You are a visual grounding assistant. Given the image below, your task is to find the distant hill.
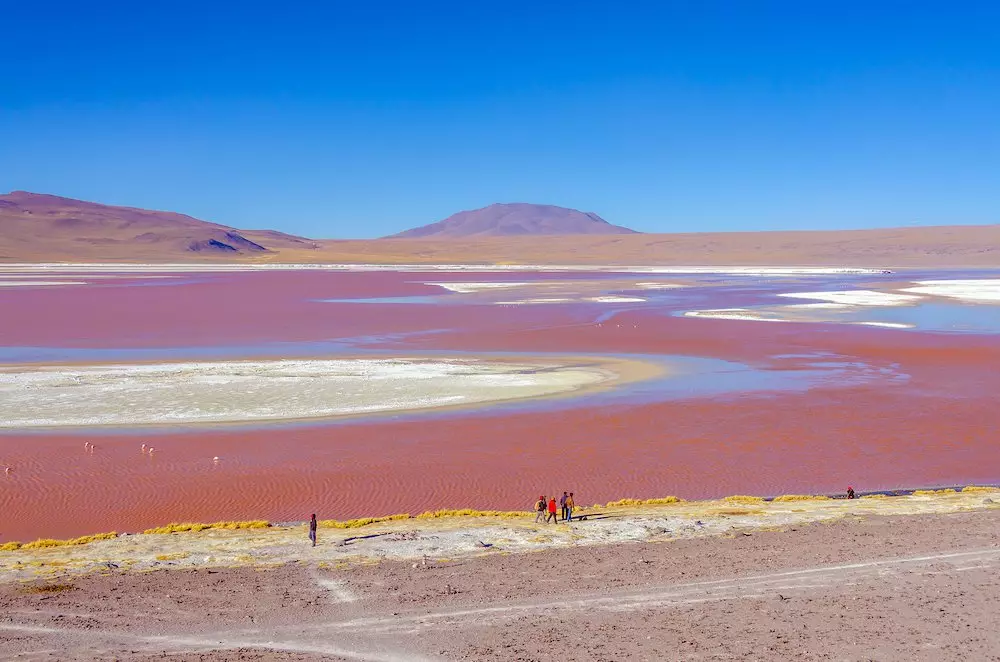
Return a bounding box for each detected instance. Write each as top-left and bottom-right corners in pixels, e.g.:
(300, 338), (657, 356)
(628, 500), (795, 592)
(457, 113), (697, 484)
(0, 191), (317, 260)
(385, 203), (637, 238)
(2, 191), (997, 268)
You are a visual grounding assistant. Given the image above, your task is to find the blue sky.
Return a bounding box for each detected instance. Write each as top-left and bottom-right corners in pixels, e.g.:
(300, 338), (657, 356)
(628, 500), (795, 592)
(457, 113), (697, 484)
(2, 2), (998, 238)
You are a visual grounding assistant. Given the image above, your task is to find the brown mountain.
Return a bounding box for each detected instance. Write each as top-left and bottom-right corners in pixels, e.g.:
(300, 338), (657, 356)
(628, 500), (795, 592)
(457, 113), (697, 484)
(386, 203), (637, 238)
(0, 191), (317, 260)
(1, 191), (997, 268)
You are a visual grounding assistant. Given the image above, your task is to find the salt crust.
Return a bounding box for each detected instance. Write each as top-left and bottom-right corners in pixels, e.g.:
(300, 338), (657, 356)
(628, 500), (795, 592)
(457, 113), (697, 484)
(0, 358), (611, 428)
(902, 279), (1000, 303)
(777, 290), (920, 306)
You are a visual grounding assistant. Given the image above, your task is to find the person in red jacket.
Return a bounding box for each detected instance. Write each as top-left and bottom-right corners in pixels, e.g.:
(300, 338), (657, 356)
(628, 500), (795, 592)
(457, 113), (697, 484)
(546, 496), (558, 524)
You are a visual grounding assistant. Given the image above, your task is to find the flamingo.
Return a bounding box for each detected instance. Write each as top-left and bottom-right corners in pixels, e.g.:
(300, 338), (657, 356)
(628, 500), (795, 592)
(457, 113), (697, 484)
(141, 443), (147, 453)
(3, 466), (11, 476)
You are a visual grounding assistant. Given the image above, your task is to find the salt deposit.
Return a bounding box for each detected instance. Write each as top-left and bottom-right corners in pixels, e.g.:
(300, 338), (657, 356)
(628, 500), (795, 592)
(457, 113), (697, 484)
(902, 279), (1000, 303)
(633, 282), (684, 289)
(853, 321), (915, 329)
(494, 298), (574, 305)
(585, 296), (647, 303)
(0, 280), (88, 287)
(683, 309), (787, 322)
(0, 358), (615, 428)
(778, 290), (920, 306)
(425, 282), (529, 293)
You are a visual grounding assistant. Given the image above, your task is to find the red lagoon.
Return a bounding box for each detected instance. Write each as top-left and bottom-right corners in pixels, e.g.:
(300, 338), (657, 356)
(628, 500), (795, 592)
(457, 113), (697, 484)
(1, 270), (998, 541)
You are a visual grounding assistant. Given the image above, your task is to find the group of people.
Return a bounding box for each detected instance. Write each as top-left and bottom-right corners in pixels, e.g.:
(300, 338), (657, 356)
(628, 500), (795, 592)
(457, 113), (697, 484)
(535, 491), (576, 524)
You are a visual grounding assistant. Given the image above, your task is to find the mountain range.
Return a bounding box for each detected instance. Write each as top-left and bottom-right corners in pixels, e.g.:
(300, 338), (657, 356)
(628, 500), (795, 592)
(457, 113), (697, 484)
(1, 191), (998, 267)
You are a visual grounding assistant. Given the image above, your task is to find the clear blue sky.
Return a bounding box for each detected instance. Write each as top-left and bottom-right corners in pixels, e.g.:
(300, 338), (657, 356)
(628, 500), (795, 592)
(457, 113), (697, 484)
(2, 1), (997, 238)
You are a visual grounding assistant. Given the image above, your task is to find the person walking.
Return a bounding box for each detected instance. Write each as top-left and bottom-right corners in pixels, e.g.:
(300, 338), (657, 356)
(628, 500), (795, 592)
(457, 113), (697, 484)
(308, 514), (318, 546)
(546, 496), (558, 524)
(559, 492), (569, 521)
(534, 495), (547, 523)
(565, 492), (576, 522)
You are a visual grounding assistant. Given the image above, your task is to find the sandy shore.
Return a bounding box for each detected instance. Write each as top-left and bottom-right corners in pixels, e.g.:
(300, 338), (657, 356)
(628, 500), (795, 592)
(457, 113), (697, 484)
(2, 490), (999, 660)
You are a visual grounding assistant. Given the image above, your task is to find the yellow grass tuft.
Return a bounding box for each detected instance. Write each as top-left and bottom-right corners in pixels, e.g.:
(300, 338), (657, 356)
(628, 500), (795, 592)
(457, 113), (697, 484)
(320, 514), (412, 528)
(861, 494), (888, 499)
(143, 523), (211, 534)
(724, 495), (766, 505)
(772, 494), (832, 502)
(605, 498), (642, 507)
(0, 542), (23, 552)
(210, 520), (271, 530)
(961, 486), (999, 493)
(15, 532), (118, 551)
(913, 489), (957, 496)
(604, 496), (683, 508)
(154, 552), (190, 561)
(143, 520), (270, 534)
(642, 496), (684, 505)
(415, 509), (527, 519)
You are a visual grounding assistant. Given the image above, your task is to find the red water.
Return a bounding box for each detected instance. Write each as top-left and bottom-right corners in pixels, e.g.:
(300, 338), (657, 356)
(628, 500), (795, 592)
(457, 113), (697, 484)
(1, 271), (998, 541)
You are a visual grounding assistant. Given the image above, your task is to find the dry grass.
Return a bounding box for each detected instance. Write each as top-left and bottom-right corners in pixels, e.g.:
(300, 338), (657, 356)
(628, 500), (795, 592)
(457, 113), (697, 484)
(318, 510), (528, 529)
(154, 552), (190, 561)
(724, 495), (766, 505)
(861, 494), (888, 499)
(713, 508), (755, 516)
(143, 520), (270, 534)
(2, 532), (119, 552)
(772, 495), (832, 502)
(604, 496), (683, 507)
(961, 486), (999, 493)
(415, 509), (527, 519)
(320, 514), (412, 529)
(913, 489), (958, 496)
(211, 520), (271, 530)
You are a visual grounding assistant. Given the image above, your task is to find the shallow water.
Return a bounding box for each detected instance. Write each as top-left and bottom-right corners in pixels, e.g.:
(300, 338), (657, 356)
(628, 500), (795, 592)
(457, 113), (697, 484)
(0, 266), (997, 541)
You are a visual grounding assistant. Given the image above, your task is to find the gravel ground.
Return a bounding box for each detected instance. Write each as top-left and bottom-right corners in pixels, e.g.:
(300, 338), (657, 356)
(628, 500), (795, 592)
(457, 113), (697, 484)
(3, 509), (1000, 661)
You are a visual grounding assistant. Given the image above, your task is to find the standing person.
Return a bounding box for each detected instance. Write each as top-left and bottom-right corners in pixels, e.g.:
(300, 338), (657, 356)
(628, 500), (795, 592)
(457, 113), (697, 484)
(847, 486), (856, 499)
(559, 492), (569, 521)
(308, 514), (318, 546)
(546, 496), (558, 524)
(534, 495), (547, 523)
(565, 492), (576, 522)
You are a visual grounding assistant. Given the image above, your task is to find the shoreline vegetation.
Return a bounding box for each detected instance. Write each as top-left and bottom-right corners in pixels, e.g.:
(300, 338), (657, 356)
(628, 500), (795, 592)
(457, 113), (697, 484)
(0, 485), (1000, 572)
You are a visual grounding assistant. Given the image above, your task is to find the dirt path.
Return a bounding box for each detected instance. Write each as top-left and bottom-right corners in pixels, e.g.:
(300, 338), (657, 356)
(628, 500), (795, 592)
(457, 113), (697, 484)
(3, 508), (1000, 661)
